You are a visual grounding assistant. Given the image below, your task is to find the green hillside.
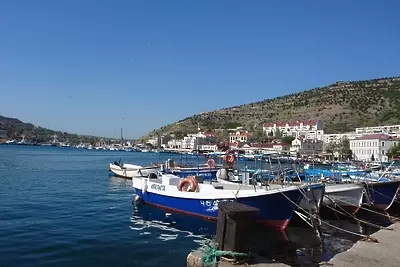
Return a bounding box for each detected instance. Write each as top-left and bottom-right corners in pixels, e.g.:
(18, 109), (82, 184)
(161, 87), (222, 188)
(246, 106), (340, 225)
(0, 115), (98, 144)
(144, 76), (400, 139)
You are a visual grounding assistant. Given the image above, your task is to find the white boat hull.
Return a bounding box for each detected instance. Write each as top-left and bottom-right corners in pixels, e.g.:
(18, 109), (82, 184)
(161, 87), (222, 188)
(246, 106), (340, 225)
(323, 184), (363, 214)
(298, 185), (325, 213)
(109, 163), (159, 178)
(217, 179), (324, 214)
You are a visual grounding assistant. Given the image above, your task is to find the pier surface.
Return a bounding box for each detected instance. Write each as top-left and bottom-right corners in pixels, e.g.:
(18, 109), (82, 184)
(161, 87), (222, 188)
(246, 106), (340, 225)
(187, 250), (289, 267)
(322, 222), (400, 267)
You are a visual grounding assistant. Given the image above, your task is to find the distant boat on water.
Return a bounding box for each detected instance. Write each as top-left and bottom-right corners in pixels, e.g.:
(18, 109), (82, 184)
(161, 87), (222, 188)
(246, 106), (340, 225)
(109, 160), (159, 179)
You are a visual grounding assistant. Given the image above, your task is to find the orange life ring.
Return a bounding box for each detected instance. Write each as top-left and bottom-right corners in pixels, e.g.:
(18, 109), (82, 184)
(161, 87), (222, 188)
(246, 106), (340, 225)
(207, 158), (216, 168)
(224, 150), (236, 164)
(178, 176), (198, 192)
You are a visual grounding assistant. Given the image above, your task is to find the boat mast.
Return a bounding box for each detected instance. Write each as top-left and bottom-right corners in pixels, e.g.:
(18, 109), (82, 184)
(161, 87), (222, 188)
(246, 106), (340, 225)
(120, 128), (124, 145)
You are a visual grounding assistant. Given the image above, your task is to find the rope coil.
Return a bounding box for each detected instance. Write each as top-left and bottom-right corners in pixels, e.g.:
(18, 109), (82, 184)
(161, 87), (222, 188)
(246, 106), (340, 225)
(200, 242), (250, 267)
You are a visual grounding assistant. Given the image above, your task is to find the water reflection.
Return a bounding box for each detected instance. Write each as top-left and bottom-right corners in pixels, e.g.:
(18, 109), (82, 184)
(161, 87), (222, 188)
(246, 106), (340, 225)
(130, 204), (214, 245)
(108, 175), (132, 189)
(128, 197), (396, 266)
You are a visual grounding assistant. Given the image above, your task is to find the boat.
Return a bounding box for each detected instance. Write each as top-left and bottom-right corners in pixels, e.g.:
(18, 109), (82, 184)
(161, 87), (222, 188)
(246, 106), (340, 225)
(362, 180), (400, 210)
(234, 170), (325, 215)
(303, 164), (366, 177)
(322, 183), (364, 214)
(167, 166), (221, 179)
(164, 158), (221, 180)
(132, 173), (306, 231)
(109, 161), (159, 178)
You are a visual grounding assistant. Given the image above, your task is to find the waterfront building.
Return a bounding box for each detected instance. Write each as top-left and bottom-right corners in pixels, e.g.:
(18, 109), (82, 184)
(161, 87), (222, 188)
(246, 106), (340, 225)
(263, 119), (324, 140)
(349, 134), (399, 162)
(229, 130), (252, 143)
(355, 124), (400, 137)
(146, 136), (161, 147)
(200, 144), (218, 151)
(290, 138), (324, 156)
(240, 142), (290, 154)
(322, 132), (362, 144)
(167, 139), (182, 149)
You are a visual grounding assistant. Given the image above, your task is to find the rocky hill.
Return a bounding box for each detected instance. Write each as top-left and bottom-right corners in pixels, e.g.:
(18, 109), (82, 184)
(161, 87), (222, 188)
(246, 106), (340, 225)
(144, 76), (400, 139)
(0, 115), (99, 144)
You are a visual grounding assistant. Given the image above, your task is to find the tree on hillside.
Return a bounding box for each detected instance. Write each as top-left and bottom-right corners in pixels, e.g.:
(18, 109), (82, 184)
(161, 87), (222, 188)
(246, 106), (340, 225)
(174, 131), (185, 139)
(326, 138), (352, 160)
(325, 142), (336, 156)
(249, 126), (264, 143)
(387, 143), (400, 159)
(163, 135), (173, 144)
(274, 128), (282, 138)
(268, 130), (274, 137)
(216, 130), (229, 142)
(339, 138), (352, 160)
(282, 136), (295, 144)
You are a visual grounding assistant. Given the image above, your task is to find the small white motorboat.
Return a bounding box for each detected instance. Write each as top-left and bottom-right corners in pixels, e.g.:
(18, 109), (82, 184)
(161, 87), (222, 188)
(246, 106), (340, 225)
(109, 161), (159, 178)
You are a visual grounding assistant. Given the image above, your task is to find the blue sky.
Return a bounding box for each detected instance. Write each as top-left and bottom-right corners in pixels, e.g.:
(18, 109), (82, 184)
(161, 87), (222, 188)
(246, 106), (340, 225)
(1, 1), (399, 138)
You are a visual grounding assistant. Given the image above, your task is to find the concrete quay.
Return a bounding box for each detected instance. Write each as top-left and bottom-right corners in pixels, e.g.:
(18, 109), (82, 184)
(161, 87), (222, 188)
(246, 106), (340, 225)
(188, 222), (400, 267)
(187, 249), (290, 267)
(321, 222), (400, 267)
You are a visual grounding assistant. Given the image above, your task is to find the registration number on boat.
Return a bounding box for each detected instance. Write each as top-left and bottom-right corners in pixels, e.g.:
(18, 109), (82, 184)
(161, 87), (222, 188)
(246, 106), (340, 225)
(200, 199), (233, 207)
(151, 184), (165, 191)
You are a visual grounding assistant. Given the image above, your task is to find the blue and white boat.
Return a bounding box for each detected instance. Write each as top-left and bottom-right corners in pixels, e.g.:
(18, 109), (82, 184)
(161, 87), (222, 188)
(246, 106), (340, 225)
(164, 158), (221, 180)
(362, 180), (400, 210)
(132, 173), (307, 231)
(218, 171), (325, 223)
(304, 165), (399, 211)
(167, 166), (220, 180)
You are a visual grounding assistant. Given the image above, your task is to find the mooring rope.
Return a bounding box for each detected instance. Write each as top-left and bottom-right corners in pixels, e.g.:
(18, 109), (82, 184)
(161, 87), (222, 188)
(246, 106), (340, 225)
(323, 198), (391, 230)
(200, 242), (250, 267)
(369, 187), (400, 205)
(326, 194), (400, 221)
(279, 191), (377, 240)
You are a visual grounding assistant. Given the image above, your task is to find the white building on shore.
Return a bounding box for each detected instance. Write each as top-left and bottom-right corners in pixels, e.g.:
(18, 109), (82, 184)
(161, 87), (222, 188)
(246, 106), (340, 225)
(167, 139), (182, 149)
(290, 138), (324, 156)
(146, 136), (159, 147)
(322, 132), (363, 144)
(355, 124), (400, 137)
(166, 131), (217, 150)
(263, 119), (324, 140)
(200, 144), (218, 151)
(349, 134), (399, 162)
(229, 130), (252, 143)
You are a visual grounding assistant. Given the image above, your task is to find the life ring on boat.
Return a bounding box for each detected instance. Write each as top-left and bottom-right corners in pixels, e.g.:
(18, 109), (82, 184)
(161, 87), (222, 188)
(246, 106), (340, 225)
(207, 158), (216, 168)
(224, 150), (236, 164)
(178, 176), (198, 192)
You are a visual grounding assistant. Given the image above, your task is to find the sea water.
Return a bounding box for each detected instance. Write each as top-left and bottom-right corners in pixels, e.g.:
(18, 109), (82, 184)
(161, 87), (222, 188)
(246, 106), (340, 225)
(0, 145), (381, 266)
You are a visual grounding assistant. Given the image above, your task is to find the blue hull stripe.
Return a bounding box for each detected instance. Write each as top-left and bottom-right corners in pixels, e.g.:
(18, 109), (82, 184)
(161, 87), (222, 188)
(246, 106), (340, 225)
(135, 188), (303, 230)
(362, 181), (400, 210)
